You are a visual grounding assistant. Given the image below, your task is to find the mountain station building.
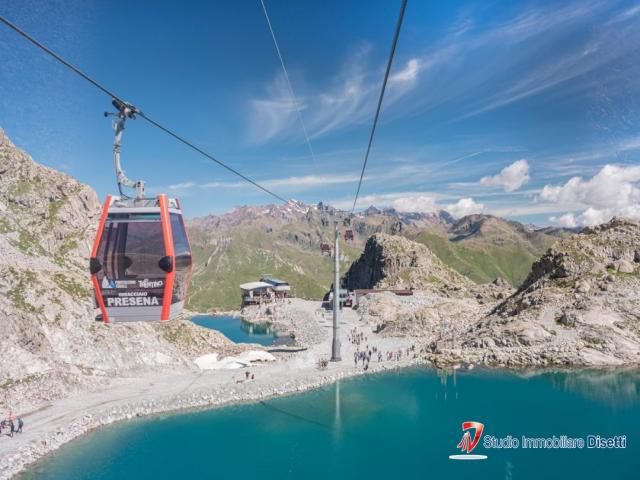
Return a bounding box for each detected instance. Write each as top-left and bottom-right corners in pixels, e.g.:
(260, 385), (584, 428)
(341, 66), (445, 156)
(240, 281), (274, 306)
(260, 275), (291, 300)
(240, 275), (291, 306)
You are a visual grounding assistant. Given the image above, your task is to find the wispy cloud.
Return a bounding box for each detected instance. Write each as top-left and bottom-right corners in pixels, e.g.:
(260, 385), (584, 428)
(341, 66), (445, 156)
(168, 173), (362, 193)
(168, 181), (196, 190)
(606, 3), (640, 25)
(249, 0), (640, 142)
(248, 44), (431, 143)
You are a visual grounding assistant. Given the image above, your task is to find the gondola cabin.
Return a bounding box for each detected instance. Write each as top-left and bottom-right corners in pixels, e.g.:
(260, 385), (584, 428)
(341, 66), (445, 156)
(344, 229), (354, 242)
(320, 242), (332, 256)
(89, 194), (192, 323)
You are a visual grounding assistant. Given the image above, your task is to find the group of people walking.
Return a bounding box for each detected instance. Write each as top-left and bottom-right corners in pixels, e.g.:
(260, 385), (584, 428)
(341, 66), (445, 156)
(348, 327), (416, 371)
(0, 413), (23, 438)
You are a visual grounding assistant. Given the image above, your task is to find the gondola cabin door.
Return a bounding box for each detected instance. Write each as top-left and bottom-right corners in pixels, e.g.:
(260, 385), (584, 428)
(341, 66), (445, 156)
(90, 194), (192, 323)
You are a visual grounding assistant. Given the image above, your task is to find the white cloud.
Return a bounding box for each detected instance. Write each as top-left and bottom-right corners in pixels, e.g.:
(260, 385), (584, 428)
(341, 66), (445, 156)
(480, 159), (531, 192)
(549, 212), (579, 228)
(445, 197), (485, 218)
(168, 181), (196, 190)
(542, 164), (640, 226)
(332, 191), (484, 218)
(331, 191), (445, 211)
(390, 58), (421, 83)
(389, 195), (437, 213)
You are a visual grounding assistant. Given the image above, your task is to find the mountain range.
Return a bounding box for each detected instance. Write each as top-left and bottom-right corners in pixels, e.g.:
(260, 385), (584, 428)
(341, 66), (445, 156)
(186, 202), (569, 310)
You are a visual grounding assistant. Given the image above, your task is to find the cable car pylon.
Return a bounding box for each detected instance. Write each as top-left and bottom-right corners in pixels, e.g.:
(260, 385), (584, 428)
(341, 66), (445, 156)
(331, 218), (341, 361)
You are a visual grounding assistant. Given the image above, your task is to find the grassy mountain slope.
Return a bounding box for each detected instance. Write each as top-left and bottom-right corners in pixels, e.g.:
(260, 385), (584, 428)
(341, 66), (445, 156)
(186, 205), (366, 311)
(409, 215), (565, 286)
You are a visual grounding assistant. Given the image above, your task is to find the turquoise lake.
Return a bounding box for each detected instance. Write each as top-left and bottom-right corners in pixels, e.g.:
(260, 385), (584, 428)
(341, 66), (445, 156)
(22, 368), (640, 479)
(191, 315), (291, 346)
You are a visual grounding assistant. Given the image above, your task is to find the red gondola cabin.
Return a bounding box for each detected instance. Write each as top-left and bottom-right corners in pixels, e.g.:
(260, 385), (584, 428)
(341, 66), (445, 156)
(320, 242), (332, 256)
(89, 194), (192, 323)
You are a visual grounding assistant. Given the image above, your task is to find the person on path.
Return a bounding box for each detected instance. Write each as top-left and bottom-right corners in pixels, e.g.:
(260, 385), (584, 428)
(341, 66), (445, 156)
(17, 417), (23, 434)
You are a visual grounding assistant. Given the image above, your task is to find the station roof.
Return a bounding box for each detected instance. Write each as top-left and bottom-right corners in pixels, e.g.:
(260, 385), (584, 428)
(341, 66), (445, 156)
(261, 276), (289, 286)
(239, 281), (273, 291)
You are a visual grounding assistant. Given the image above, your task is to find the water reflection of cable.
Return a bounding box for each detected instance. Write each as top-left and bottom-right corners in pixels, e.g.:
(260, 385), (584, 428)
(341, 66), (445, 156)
(259, 401), (329, 430)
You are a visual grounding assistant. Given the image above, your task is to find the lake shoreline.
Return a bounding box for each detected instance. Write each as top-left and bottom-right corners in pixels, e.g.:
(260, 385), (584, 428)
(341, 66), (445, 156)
(4, 356), (639, 479)
(0, 298), (419, 479)
(0, 359), (421, 479)
(4, 296), (638, 479)
(9, 362), (639, 479)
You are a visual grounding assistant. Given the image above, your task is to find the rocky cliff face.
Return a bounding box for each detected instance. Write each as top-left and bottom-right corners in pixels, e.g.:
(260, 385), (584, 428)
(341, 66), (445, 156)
(343, 233), (514, 338)
(343, 233), (472, 291)
(0, 130), (240, 413)
(450, 218), (640, 367)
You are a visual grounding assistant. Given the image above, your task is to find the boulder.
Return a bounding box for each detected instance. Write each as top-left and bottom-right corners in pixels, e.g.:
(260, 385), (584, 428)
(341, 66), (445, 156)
(617, 260), (634, 274)
(558, 311), (580, 327)
(575, 280), (591, 293)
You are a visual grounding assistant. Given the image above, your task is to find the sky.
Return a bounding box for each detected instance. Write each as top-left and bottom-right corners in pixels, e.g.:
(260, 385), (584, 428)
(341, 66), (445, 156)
(1, 0), (639, 226)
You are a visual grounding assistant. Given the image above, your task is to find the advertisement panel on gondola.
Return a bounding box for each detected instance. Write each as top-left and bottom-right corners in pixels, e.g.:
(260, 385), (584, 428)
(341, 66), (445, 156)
(100, 276), (165, 307)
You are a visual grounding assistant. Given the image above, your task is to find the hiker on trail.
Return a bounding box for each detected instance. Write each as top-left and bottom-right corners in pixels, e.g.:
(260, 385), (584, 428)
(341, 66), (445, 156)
(17, 418), (23, 434)
(245, 371), (250, 380)
(9, 419), (15, 437)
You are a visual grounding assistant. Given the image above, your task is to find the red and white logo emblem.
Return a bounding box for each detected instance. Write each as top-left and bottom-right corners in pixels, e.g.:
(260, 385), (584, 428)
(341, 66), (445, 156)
(449, 421), (488, 460)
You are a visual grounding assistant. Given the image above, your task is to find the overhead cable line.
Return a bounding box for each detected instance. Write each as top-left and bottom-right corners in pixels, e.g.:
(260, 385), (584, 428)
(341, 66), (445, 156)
(0, 14), (288, 203)
(351, 0), (408, 214)
(259, 0), (320, 176)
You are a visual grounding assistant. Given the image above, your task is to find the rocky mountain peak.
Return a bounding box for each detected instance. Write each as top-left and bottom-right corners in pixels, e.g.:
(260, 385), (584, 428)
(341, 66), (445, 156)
(518, 217), (640, 292)
(343, 232), (472, 291)
(363, 205), (381, 216)
(458, 217), (640, 367)
(0, 129), (101, 264)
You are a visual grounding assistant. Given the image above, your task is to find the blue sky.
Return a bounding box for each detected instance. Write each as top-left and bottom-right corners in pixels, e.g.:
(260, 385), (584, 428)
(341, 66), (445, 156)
(1, 0), (639, 226)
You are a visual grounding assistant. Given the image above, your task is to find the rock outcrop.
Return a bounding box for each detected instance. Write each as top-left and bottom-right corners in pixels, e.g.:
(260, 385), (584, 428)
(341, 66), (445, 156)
(344, 233), (513, 338)
(444, 218), (640, 367)
(343, 233), (472, 291)
(0, 129), (242, 413)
